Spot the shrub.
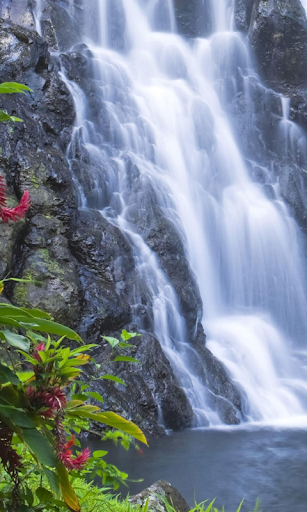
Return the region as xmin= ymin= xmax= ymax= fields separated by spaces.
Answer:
xmin=0 ymin=290 xmax=147 ymax=511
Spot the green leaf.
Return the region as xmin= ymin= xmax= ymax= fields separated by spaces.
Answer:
xmin=23 ymin=428 xmax=57 ymax=468
xmin=66 ymin=400 xmax=86 ymax=409
xmin=71 ymin=394 xmax=88 ymax=403
xmin=0 ymin=110 xmax=23 ymax=122
xmin=16 ymin=371 xmax=35 ymax=383
xmin=100 ymin=375 xmax=125 ymax=385
xmin=114 ymin=356 xmax=140 ymax=364
xmin=60 ymin=357 xmax=89 ymax=368
xmin=93 ymin=450 xmax=108 ymax=458
xmin=20 ymin=318 xmax=82 ymax=342
xmin=42 ymin=466 xmax=60 ymax=495
xmin=69 ymin=410 xmax=147 ymax=445
xmin=0 ymin=330 xmax=30 ymax=351
xmin=102 ymin=336 xmax=119 ymax=348
xmin=25 ymin=487 xmax=34 ymax=507
xmin=120 ymin=330 xmax=140 ymax=341
xmin=36 ymin=487 xmax=53 ymax=503
xmin=0 ymin=82 xmax=33 ymax=94
xmin=0 ymin=363 xmax=20 ymax=385
xmin=0 ymin=405 xmax=36 ymax=428
xmin=0 ymin=305 xmax=81 ymax=341
xmin=86 ymin=391 xmax=104 ymax=403
xmin=118 ymin=342 xmax=135 ymax=349
xmin=235 ymin=500 xmax=244 ymax=512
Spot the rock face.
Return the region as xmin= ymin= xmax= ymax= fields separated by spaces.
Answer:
xmin=130 ymin=481 xmax=190 ymax=512
xmin=235 ymin=0 xmax=255 ymax=32
xmin=249 ymin=0 xmax=307 ymax=92
xmin=90 ymin=331 xmax=194 ymax=435
xmin=232 ymin=0 xmax=307 ymax=231
xmin=0 ymin=3 xmax=245 ymax=434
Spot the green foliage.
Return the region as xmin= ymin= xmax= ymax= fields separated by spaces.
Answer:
xmin=0 ymin=279 xmax=147 ymax=512
xmin=163 ymin=496 xmax=261 ymax=512
xmin=0 ymin=81 xmax=33 ymax=123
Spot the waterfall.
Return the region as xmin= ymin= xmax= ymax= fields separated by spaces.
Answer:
xmin=45 ymin=0 xmax=307 ymax=426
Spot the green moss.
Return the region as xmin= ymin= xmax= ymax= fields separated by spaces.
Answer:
xmin=38 ymin=248 xmax=66 ymax=277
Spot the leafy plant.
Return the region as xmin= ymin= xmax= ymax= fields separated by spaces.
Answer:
xmin=0 ymin=81 xmax=32 ymax=123
xmin=0 ymin=296 xmax=147 ymax=511
xmin=163 ymin=496 xmax=261 ymax=512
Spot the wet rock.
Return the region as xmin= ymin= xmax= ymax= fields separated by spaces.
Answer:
xmin=250 ymin=0 xmax=307 ymax=92
xmin=235 ymin=0 xmax=255 ymax=32
xmin=90 ymin=332 xmax=194 ymax=435
xmin=41 ymin=0 xmax=81 ymax=51
xmin=0 ymin=19 xmax=80 ymax=326
xmin=0 ymin=0 xmax=35 ymax=29
xmin=125 ymin=170 xmax=202 ymax=339
xmin=277 ymin=163 xmax=307 ymax=229
xmin=192 ymin=325 xmax=244 ymax=424
xmin=173 ymin=0 xmax=212 ymax=38
xmin=290 ymin=91 xmax=307 ymax=133
xmin=130 ymin=481 xmax=190 ymax=512
xmin=70 ymin=210 xmax=133 ymax=338
xmin=12 ymin=215 xmax=80 ymax=327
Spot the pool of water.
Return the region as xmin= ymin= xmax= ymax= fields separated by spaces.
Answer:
xmin=87 ymin=427 xmax=307 ymax=511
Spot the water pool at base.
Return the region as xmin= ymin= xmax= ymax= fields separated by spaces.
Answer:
xmin=87 ymin=428 xmax=307 ymax=511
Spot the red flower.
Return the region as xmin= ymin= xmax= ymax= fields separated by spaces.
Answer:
xmin=63 ymin=435 xmax=76 ymax=450
xmin=33 ymin=342 xmax=46 ymax=362
xmin=26 ymin=386 xmax=66 ymax=415
xmin=0 ymin=175 xmax=6 ymax=209
xmin=58 ymin=435 xmax=90 ymax=470
xmin=0 ymin=175 xmax=30 ymax=223
xmin=42 ymin=387 xmax=66 ymax=409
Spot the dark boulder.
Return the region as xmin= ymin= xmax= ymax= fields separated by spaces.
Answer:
xmin=250 ymin=0 xmax=307 ymax=92
xmin=89 ymin=331 xmax=194 ymax=435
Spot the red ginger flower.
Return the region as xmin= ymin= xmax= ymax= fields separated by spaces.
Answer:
xmin=0 ymin=174 xmax=30 ymax=223
xmin=25 ymin=386 xmax=66 ymax=417
xmin=59 ymin=435 xmax=90 ymax=470
xmin=33 ymin=342 xmax=46 ymax=362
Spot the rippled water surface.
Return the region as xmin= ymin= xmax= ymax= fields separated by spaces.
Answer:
xmin=88 ymin=428 xmax=307 ymax=511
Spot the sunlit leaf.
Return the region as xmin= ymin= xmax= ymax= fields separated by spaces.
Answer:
xmin=93 ymin=450 xmax=108 ymax=458
xmin=0 ymin=82 xmax=33 ymax=94
xmin=114 ymin=356 xmax=140 ymax=364
xmin=69 ymin=409 xmax=147 ymax=445
xmin=57 ymin=462 xmax=81 ymax=511
xmin=102 ymin=336 xmax=119 ymax=348
xmin=0 ymin=110 xmax=23 ymax=122
xmin=100 ymin=375 xmax=125 ymax=385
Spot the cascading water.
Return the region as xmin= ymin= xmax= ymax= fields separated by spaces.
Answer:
xmin=37 ymin=0 xmax=307 ymax=426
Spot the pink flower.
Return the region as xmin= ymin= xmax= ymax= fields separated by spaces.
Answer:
xmin=33 ymin=342 xmax=46 ymax=362
xmin=0 ymin=175 xmax=30 ymax=223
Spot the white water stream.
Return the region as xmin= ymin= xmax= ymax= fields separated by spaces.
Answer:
xmin=37 ymin=0 xmax=307 ymax=426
